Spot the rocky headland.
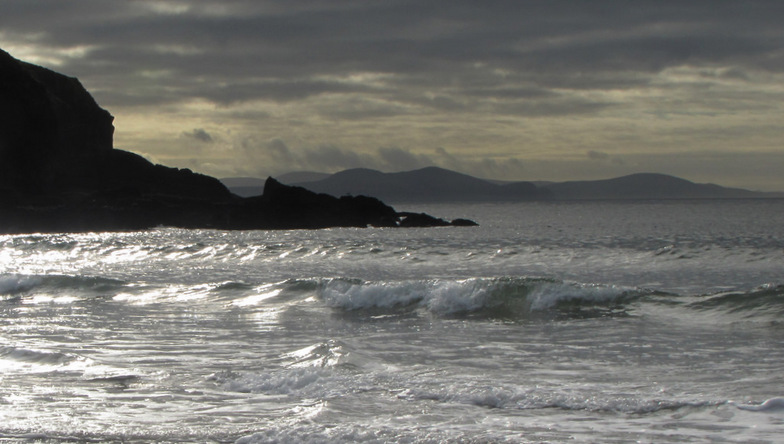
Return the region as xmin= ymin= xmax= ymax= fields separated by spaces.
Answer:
xmin=0 ymin=49 xmax=475 ymax=234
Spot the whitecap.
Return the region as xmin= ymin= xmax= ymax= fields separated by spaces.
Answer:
xmin=734 ymin=397 xmax=784 ymax=412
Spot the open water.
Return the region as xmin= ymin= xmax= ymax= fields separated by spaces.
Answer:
xmin=1 ymin=200 xmax=783 ymax=443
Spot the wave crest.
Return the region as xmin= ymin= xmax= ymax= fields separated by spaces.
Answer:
xmin=734 ymin=397 xmax=784 ymax=412
xmin=689 ymin=284 xmax=784 ymax=317
xmin=317 ymin=277 xmax=651 ymax=319
xmin=0 ymin=273 xmax=126 ymax=301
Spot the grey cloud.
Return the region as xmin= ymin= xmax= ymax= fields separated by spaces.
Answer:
xmin=587 ymin=150 xmax=625 ymax=166
xmin=377 ymin=147 xmax=433 ymax=171
xmin=493 ymin=97 xmax=617 ymax=117
xmin=473 ymin=157 xmax=530 ymax=181
xmin=267 ymin=138 xmax=295 ymax=164
xmin=3 ymin=0 xmax=783 ymax=192
xmin=417 ymin=95 xmax=467 ymax=112
xmin=433 ymin=147 xmax=464 ymax=172
xmin=4 ymin=0 xmax=782 ymax=112
xmin=434 ymin=146 xmax=459 ymax=161
xmin=463 ymin=86 xmax=556 ymax=100
xmin=183 ymin=128 xmax=214 ymax=143
xmin=234 ymin=143 xmax=455 ymax=176
xmin=315 ymin=96 xmax=417 ymax=120
xmin=196 ymin=79 xmax=377 ymax=105
xmin=587 ymin=151 xmax=610 ymax=161
xmin=302 ymin=145 xmax=369 ymax=170
xmin=235 ymin=136 xmax=298 ymax=175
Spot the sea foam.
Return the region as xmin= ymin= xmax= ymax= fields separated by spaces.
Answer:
xmin=734 ymin=397 xmax=784 ymax=412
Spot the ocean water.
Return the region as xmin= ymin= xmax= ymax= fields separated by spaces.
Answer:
xmin=0 ymin=200 xmax=783 ymax=443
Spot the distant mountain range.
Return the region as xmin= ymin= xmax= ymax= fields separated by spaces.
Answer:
xmin=222 ymin=167 xmax=783 ymax=202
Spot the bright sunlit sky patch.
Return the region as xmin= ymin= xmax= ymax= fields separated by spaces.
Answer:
xmin=1 ymin=0 xmax=783 ymax=190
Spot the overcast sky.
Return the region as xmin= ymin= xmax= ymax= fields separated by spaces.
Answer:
xmin=2 ymin=0 xmax=783 ymax=190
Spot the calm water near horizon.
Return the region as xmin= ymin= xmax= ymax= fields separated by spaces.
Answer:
xmin=1 ymin=199 xmax=783 ymax=442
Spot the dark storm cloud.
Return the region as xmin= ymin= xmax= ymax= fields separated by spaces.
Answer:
xmin=3 ymin=0 xmax=782 ymax=111
xmin=2 ymin=0 xmax=783 ymax=190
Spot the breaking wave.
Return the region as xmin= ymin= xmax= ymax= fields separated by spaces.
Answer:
xmin=4 ymin=272 xmax=781 ymax=322
xmin=0 ymin=346 xmax=82 ymax=369
xmin=734 ymin=397 xmax=784 ymax=412
xmin=0 ymin=273 xmax=126 ymax=302
xmin=316 ymin=277 xmax=660 ymax=319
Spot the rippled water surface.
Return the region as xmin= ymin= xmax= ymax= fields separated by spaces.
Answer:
xmin=1 ymin=200 xmax=783 ymax=442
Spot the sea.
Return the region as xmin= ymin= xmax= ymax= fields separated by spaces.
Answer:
xmin=0 ymin=199 xmax=783 ymax=443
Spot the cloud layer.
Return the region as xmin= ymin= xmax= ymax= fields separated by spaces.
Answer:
xmin=1 ymin=0 xmax=782 ymax=190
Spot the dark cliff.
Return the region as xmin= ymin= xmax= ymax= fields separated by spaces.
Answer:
xmin=0 ymin=49 xmax=472 ymax=233
xmin=0 ymin=48 xmax=231 ymax=202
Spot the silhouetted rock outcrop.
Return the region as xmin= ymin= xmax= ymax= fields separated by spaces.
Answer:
xmin=228 ymin=178 xmax=401 ymax=229
xmin=0 ymin=49 xmax=473 ymax=233
xmin=397 ymin=212 xmax=452 ymax=228
xmin=450 ymin=218 xmax=480 ymax=227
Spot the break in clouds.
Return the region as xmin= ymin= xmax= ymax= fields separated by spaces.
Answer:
xmin=1 ymin=0 xmax=783 ymax=189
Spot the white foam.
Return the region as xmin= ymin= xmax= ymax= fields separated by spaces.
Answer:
xmin=215 ymin=341 xmax=383 ymax=398
xmin=319 ymin=278 xmax=497 ymax=315
xmin=218 ymin=367 xmax=350 ymax=398
xmin=234 ymin=425 xmax=420 ymax=444
xmin=734 ymin=397 xmax=784 ymax=412
xmin=284 ymin=340 xmax=351 ymax=368
xmin=318 ymin=277 xmax=636 ymax=316
xmin=319 ymin=279 xmax=428 ymax=310
xmin=424 ymin=279 xmax=493 ymax=314
xmin=233 ymin=287 xmax=282 ymax=307
xmin=527 ymin=281 xmax=631 ymax=310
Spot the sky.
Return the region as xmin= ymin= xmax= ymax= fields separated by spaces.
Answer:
xmin=1 ymin=0 xmax=783 ymax=191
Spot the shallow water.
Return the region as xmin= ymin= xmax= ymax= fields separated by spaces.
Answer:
xmin=1 ymin=200 xmax=783 ymax=442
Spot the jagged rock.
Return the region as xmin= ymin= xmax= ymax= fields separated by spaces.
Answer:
xmin=450 ymin=218 xmax=479 ymax=227
xmin=230 ymin=178 xmax=400 ymax=229
xmin=397 ymin=212 xmax=451 ymax=227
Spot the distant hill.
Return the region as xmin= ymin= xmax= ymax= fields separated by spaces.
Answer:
xmin=277 ymin=171 xmax=331 ymax=184
xmin=291 ymin=167 xmax=546 ymax=203
xmin=222 ymin=168 xmax=782 ymax=202
xmin=540 ymin=173 xmax=775 ymax=200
